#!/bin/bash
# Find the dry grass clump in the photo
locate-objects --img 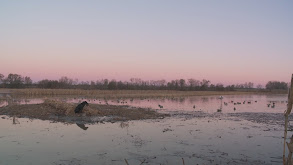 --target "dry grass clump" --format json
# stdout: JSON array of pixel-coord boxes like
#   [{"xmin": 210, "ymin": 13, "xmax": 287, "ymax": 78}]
[
  {"xmin": 0, "ymin": 100, "xmax": 167, "ymax": 122},
  {"xmin": 43, "ymin": 99, "xmax": 75, "ymax": 116},
  {"xmin": 43, "ymin": 99, "xmax": 102, "ymax": 116}
]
